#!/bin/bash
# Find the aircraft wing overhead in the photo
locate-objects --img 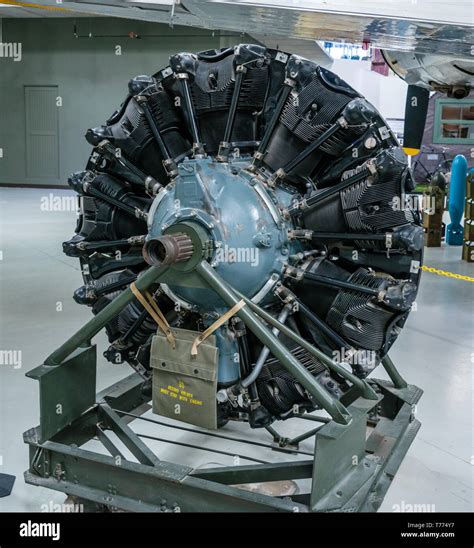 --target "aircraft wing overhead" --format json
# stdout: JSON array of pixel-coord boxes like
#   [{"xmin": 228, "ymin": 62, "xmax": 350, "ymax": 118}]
[
  {"xmin": 2, "ymin": 0, "xmax": 472, "ymax": 58},
  {"xmin": 1, "ymin": 0, "xmax": 473, "ymax": 91},
  {"xmin": 184, "ymin": 0, "xmax": 474, "ymax": 57}
]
